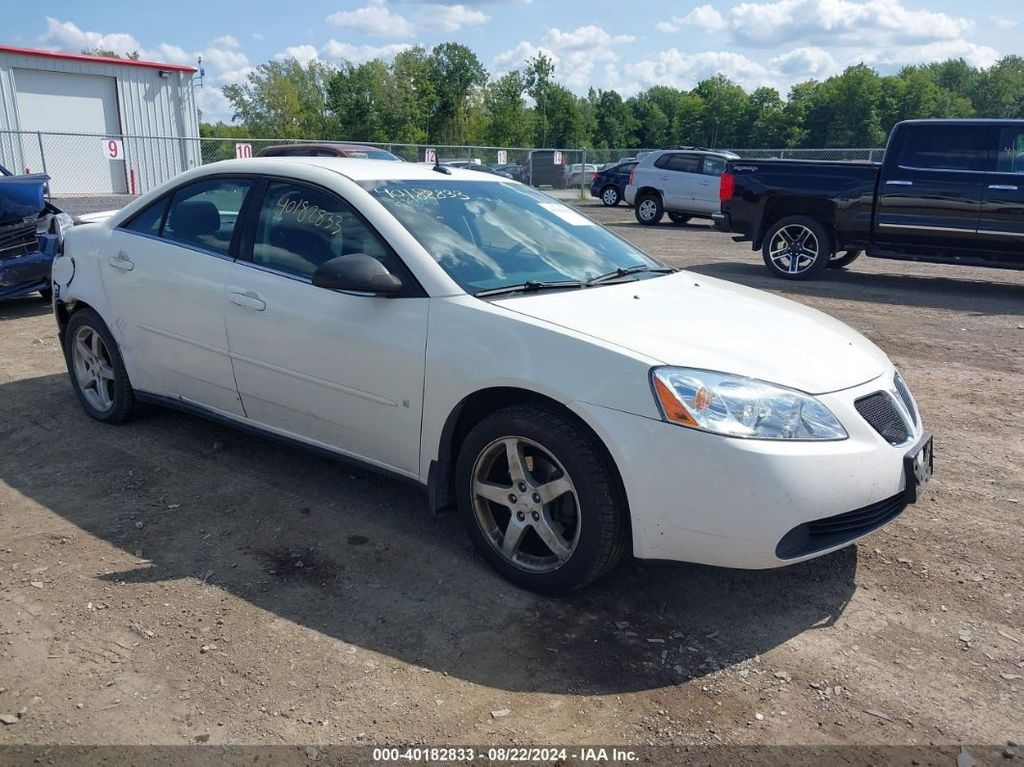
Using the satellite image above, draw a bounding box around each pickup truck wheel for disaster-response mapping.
[635,193,664,226]
[668,213,691,225]
[455,403,628,594]
[600,185,620,206]
[829,250,862,269]
[762,216,833,280]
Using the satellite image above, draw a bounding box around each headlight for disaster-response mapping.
[651,367,847,440]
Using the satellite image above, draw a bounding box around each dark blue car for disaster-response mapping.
[589,159,639,207]
[0,165,72,302]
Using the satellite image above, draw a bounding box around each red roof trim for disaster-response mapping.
[0,45,197,73]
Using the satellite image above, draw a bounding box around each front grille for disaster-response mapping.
[776,493,907,559]
[0,220,38,261]
[893,374,918,426]
[855,392,910,445]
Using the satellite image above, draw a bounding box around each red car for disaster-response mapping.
[257,143,403,161]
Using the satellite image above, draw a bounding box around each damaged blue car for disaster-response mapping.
[0,165,73,302]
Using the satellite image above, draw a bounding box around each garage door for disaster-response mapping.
[14,69,125,194]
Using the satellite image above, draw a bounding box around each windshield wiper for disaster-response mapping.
[585,265,675,286]
[474,279,584,298]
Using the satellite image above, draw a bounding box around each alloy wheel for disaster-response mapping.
[638,199,658,222]
[71,325,117,413]
[602,187,618,205]
[769,224,819,275]
[471,436,581,573]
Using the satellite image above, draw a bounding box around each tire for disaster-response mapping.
[63,308,136,424]
[600,185,620,207]
[761,215,833,280]
[38,285,52,302]
[829,249,862,269]
[668,213,691,226]
[455,403,628,594]
[634,192,664,226]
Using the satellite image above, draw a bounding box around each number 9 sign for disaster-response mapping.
[103,139,125,160]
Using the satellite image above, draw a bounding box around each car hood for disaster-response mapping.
[493,271,889,394]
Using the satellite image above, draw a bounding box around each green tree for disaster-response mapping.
[746,87,786,147]
[974,56,1024,118]
[693,75,749,147]
[524,53,556,146]
[223,57,333,138]
[82,47,140,60]
[592,89,636,148]
[427,43,488,144]
[484,71,532,147]
[628,93,670,148]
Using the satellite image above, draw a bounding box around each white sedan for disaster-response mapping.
[50,158,932,593]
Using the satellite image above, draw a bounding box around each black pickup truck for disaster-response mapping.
[714,119,1024,279]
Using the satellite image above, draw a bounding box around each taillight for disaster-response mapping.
[719,171,735,201]
[628,168,635,186]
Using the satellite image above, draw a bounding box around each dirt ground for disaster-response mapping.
[0,201,1021,756]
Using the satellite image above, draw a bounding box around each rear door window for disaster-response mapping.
[663,154,701,174]
[161,178,252,257]
[996,127,1024,174]
[702,156,727,176]
[898,125,993,172]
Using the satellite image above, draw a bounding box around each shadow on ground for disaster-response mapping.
[1,373,857,694]
[686,260,1024,316]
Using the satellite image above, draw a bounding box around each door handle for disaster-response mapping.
[988,184,1018,191]
[885,180,913,186]
[108,251,134,271]
[229,290,266,311]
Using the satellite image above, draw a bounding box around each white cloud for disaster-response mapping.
[726,0,973,47]
[542,25,636,50]
[251,32,265,41]
[278,44,320,65]
[625,49,774,92]
[992,16,1017,30]
[320,40,413,64]
[211,35,241,49]
[418,4,489,32]
[769,46,838,78]
[656,5,727,34]
[42,17,142,57]
[494,26,636,89]
[326,3,416,37]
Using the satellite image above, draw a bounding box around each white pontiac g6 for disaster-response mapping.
[50,158,933,593]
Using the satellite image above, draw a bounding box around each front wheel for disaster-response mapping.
[455,403,628,594]
[762,216,833,280]
[600,185,620,207]
[829,249,862,269]
[63,308,137,424]
[634,193,664,226]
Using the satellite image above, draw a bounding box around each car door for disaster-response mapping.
[658,153,703,211]
[695,156,727,214]
[223,178,429,476]
[977,124,1024,264]
[101,176,253,415]
[874,123,992,254]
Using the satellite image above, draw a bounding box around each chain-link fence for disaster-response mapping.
[0,129,885,197]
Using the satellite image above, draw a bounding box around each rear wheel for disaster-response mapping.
[668,213,691,226]
[634,193,664,226]
[600,185,620,207]
[455,403,628,594]
[762,216,832,280]
[63,308,136,424]
[829,249,862,269]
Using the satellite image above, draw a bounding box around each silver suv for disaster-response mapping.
[625,148,739,226]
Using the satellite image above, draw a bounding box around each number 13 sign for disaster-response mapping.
[103,139,124,160]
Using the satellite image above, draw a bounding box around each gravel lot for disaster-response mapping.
[0,203,1021,755]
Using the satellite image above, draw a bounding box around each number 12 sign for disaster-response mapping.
[103,139,124,160]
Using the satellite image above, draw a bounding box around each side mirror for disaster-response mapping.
[311,254,403,296]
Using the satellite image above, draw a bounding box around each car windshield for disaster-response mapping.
[361,179,662,293]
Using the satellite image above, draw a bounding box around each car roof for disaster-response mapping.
[258,143,392,155]
[209,156,514,183]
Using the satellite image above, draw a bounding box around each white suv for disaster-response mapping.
[625,148,739,226]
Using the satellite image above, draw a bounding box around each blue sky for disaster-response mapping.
[4,0,1021,121]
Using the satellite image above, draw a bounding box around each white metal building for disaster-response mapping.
[0,46,199,194]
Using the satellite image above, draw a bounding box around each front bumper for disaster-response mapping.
[0,247,53,301]
[573,371,929,569]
